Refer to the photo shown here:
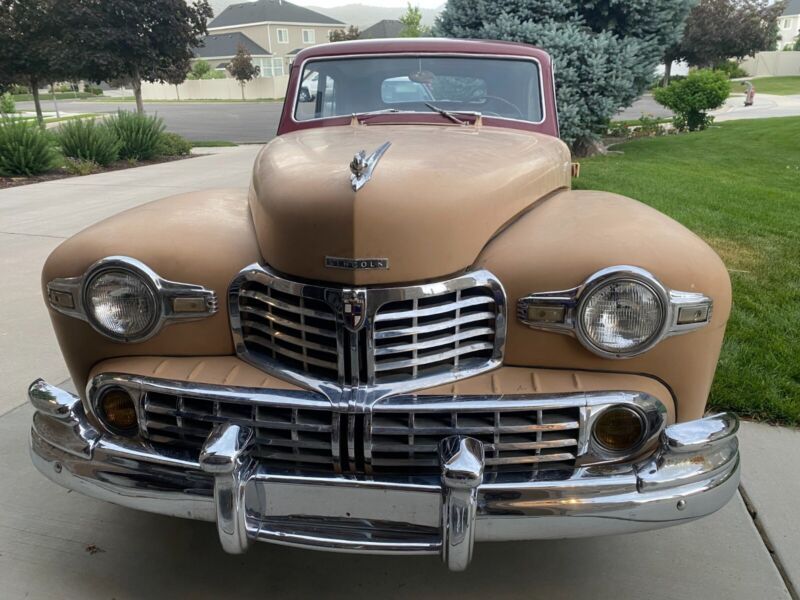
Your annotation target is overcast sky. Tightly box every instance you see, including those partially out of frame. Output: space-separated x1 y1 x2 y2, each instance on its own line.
293 0 443 7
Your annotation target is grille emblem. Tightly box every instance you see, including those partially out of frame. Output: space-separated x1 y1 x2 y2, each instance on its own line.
341 289 367 332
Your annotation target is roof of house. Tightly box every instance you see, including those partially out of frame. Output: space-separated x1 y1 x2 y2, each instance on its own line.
209 0 344 28
194 33 271 58
359 19 404 40
783 0 800 16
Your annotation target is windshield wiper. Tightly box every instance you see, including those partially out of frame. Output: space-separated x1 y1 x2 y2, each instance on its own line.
352 108 401 122
424 103 467 125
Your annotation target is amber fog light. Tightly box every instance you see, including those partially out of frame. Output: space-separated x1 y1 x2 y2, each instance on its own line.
593 406 645 452
98 388 138 435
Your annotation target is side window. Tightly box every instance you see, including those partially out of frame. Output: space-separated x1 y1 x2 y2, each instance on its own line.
302 29 315 44
276 28 289 44
295 68 336 120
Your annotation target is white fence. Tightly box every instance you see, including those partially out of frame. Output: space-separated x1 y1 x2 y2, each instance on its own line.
141 76 290 101
740 52 800 78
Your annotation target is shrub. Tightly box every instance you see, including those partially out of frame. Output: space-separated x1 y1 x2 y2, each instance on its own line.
187 59 227 80
0 117 58 176
107 111 166 160
158 132 192 157
653 69 730 131
84 84 104 96
57 119 120 166
0 92 15 115
714 60 748 79
63 158 100 176
9 84 29 95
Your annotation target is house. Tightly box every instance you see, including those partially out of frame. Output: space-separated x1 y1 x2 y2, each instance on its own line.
193 32 272 73
358 19 404 40
198 0 345 77
778 0 800 49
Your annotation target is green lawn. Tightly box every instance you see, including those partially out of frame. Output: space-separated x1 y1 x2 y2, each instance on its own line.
730 76 800 95
12 92 98 102
574 117 800 425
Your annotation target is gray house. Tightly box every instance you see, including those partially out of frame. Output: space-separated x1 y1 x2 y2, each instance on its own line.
197 0 345 77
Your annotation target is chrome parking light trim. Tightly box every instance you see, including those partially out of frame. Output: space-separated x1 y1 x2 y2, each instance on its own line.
46 256 218 342
517 266 713 359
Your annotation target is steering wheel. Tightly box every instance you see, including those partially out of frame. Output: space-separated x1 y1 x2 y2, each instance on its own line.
480 95 525 119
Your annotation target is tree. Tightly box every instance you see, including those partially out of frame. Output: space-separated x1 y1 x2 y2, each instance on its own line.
654 68 730 130
664 0 785 77
189 60 213 80
67 0 213 114
437 0 695 153
227 44 260 100
400 3 432 37
0 0 67 125
329 25 361 42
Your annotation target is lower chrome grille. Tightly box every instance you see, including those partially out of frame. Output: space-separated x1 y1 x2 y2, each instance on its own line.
139 389 580 477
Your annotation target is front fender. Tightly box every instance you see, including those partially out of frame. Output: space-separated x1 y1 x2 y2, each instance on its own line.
475 190 732 422
41 189 261 394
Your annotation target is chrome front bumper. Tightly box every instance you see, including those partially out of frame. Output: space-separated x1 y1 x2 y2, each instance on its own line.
29 380 740 571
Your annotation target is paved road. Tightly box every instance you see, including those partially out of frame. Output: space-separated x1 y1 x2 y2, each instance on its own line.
0 149 795 599
16 99 284 143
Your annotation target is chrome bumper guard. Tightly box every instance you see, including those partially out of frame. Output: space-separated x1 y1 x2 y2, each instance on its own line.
28 379 740 571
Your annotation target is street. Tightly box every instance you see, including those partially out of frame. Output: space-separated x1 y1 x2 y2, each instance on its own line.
15 99 285 143
0 148 796 599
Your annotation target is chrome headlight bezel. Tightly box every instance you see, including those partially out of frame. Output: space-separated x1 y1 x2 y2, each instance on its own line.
46 256 218 343
82 262 162 342
574 268 670 359
517 265 713 359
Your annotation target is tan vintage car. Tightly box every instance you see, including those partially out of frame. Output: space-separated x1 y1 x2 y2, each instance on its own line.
30 39 739 571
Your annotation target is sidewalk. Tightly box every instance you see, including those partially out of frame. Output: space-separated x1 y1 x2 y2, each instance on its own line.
0 148 796 599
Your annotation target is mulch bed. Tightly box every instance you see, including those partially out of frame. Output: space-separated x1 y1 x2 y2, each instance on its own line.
0 154 194 190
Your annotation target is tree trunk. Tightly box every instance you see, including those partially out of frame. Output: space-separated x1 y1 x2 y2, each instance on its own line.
663 61 673 87
132 71 144 114
241 82 245 101
30 78 44 127
175 85 181 102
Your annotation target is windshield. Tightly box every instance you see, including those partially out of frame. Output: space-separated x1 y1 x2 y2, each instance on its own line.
294 55 543 124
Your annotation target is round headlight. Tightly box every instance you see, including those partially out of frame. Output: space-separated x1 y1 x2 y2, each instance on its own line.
578 278 666 356
84 269 159 340
593 406 645 453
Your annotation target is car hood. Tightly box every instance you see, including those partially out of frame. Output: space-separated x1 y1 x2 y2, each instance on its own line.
249 124 571 285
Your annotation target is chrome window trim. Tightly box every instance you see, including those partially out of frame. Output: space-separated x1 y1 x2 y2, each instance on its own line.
517 266 713 359
46 256 218 343
229 263 507 408
290 52 547 127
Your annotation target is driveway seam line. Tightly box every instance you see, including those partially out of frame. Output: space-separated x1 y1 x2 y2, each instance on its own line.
0 230 68 240
739 483 799 600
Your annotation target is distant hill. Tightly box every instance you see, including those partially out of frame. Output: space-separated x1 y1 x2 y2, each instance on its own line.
207 2 443 30
305 4 443 28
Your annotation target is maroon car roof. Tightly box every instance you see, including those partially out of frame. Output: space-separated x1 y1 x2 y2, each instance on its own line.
293 38 552 66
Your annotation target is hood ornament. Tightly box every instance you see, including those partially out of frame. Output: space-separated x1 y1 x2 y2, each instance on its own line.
350 141 391 192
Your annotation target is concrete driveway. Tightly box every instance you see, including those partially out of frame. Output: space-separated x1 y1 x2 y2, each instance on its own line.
0 149 796 599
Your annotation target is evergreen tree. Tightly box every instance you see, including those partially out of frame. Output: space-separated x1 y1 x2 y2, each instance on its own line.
436 0 695 151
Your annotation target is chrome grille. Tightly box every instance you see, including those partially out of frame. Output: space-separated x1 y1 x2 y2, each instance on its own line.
143 391 338 472
138 389 580 477
373 288 497 381
238 281 339 381
230 265 506 399
369 407 580 474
